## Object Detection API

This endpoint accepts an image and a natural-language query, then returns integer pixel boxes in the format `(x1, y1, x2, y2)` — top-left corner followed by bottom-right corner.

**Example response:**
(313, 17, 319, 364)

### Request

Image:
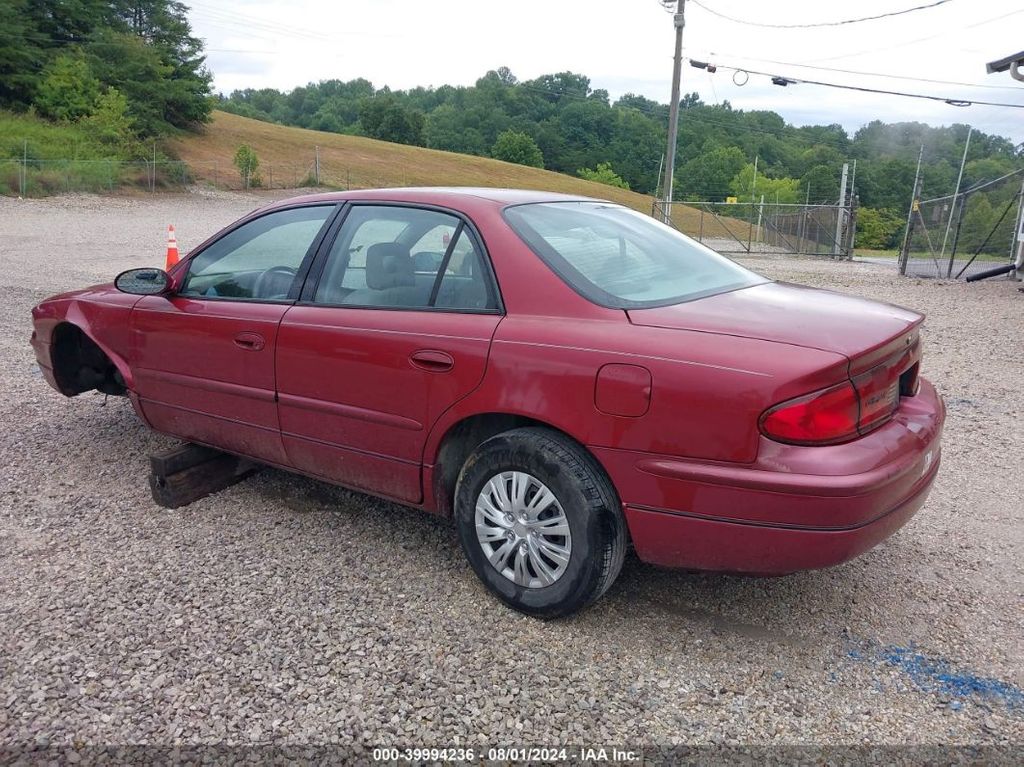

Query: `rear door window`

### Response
(312, 205, 498, 312)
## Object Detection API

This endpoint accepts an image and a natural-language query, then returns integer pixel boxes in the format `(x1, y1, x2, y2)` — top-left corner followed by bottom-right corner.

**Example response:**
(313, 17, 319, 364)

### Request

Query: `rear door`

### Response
(130, 204, 337, 464)
(276, 203, 502, 503)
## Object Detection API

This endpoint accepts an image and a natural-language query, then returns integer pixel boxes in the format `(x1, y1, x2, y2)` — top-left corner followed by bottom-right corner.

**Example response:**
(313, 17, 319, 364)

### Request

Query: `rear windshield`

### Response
(504, 201, 765, 309)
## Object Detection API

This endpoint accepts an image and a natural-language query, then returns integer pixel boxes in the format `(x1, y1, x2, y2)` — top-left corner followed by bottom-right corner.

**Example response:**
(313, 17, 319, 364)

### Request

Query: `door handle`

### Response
(233, 332, 265, 351)
(410, 350, 454, 372)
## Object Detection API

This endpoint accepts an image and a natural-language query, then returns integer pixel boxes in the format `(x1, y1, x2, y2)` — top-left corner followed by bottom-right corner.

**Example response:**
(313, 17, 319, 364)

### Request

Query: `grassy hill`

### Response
(169, 111, 723, 235)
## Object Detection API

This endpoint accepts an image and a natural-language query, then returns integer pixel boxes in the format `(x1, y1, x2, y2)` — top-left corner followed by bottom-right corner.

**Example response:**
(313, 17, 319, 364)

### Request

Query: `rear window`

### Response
(504, 201, 764, 309)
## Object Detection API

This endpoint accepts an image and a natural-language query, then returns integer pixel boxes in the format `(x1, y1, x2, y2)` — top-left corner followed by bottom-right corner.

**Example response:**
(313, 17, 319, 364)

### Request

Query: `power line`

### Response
(689, 0, 953, 29)
(683, 48, 1024, 91)
(691, 60, 1024, 109)
(806, 8, 1023, 63)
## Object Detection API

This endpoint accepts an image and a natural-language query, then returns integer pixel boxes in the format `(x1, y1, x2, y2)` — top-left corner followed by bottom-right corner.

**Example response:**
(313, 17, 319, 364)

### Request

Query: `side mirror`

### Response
(114, 268, 171, 296)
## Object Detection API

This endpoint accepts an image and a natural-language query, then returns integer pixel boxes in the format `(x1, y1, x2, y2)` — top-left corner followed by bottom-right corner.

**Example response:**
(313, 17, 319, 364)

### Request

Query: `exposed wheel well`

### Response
(431, 413, 601, 518)
(51, 323, 126, 397)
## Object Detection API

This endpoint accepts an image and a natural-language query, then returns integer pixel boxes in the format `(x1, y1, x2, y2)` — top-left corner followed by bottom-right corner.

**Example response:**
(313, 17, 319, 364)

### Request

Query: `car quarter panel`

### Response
(423, 315, 851, 470)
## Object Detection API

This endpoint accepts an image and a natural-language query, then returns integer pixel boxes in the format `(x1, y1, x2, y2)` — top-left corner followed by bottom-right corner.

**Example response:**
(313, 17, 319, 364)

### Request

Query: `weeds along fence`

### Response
(653, 198, 856, 258)
(0, 156, 405, 197)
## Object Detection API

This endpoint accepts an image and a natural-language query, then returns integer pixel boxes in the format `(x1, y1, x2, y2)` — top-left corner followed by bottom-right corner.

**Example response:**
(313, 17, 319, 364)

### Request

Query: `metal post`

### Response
(847, 194, 859, 260)
(799, 185, 810, 253)
(899, 146, 924, 275)
(942, 127, 972, 276)
(151, 141, 157, 193)
(214, 160, 219, 187)
(1012, 174, 1024, 279)
(746, 156, 758, 251)
(315, 146, 321, 185)
(21, 139, 27, 196)
(833, 162, 849, 257)
(698, 207, 704, 242)
(756, 194, 764, 245)
(661, 0, 686, 224)
(948, 193, 968, 265)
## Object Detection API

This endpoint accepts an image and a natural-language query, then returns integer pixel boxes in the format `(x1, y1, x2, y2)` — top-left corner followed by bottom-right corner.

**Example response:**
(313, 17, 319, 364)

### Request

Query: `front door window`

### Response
(180, 205, 334, 301)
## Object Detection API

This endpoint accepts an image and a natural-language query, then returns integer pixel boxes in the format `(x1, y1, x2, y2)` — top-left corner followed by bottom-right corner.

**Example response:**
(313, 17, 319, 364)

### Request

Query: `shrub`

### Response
(233, 144, 261, 188)
(491, 130, 544, 168)
(577, 162, 629, 190)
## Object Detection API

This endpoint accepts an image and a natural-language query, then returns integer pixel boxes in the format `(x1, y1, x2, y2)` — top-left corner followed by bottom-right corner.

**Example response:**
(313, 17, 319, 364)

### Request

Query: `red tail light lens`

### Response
(759, 381, 860, 445)
(761, 364, 906, 446)
(853, 365, 900, 432)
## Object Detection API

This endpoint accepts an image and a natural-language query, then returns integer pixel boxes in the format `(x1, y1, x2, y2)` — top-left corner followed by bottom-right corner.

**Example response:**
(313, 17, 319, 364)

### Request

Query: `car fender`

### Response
(34, 287, 143, 391)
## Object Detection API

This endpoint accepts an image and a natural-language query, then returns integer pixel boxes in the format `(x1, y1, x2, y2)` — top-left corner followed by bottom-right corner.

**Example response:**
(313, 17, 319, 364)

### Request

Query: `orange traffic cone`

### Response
(165, 224, 179, 270)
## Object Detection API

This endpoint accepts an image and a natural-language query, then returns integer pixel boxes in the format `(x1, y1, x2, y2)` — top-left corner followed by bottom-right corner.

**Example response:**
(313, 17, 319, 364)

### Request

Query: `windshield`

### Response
(504, 201, 765, 309)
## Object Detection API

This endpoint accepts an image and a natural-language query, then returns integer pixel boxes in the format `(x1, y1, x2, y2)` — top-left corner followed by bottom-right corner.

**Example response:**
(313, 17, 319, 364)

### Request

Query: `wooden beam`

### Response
(149, 443, 260, 509)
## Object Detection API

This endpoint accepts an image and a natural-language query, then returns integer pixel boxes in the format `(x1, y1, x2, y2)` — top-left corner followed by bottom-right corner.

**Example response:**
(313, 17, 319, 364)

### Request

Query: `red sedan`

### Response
(30, 188, 944, 617)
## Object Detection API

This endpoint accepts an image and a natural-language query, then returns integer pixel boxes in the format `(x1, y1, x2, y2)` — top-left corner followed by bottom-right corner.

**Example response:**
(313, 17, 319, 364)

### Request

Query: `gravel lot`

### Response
(1, 191, 1022, 756)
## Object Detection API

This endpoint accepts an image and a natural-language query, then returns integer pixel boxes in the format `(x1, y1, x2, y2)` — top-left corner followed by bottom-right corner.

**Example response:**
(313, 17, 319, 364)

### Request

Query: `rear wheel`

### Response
(454, 427, 626, 618)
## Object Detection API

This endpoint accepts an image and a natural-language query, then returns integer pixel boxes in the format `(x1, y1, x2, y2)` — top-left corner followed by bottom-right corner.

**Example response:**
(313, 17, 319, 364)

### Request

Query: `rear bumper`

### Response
(623, 456, 937, 574)
(592, 379, 944, 574)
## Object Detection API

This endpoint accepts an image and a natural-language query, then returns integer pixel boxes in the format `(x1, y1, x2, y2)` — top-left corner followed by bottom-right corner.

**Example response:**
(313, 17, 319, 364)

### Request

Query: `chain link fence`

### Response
(653, 198, 856, 258)
(898, 168, 1024, 280)
(0, 154, 411, 197)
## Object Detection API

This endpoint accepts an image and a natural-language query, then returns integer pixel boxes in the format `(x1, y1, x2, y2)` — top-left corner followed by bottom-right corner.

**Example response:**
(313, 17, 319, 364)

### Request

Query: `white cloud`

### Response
(190, 0, 1024, 143)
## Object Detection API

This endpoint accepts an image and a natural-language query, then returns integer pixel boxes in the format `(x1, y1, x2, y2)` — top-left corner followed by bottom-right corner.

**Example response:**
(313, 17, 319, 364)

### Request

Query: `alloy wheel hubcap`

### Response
(475, 471, 572, 589)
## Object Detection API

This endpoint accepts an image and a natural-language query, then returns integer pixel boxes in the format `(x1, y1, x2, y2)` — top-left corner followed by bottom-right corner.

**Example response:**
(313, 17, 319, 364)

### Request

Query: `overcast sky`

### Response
(189, 0, 1024, 145)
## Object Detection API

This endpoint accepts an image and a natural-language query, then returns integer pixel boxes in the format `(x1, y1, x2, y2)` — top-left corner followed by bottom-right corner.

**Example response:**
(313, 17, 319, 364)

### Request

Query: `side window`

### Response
(180, 206, 334, 300)
(313, 205, 497, 311)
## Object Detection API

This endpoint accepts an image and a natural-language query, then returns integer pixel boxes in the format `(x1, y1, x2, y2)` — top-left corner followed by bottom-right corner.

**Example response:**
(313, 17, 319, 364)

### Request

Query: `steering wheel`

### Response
(253, 265, 297, 298)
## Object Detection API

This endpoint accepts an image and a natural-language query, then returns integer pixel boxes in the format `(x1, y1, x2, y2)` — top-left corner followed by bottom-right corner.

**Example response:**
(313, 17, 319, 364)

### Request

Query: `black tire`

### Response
(454, 427, 626, 618)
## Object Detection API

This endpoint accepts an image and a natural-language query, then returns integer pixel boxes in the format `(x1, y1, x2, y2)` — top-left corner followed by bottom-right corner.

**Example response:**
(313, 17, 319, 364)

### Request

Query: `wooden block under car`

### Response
(149, 442, 260, 509)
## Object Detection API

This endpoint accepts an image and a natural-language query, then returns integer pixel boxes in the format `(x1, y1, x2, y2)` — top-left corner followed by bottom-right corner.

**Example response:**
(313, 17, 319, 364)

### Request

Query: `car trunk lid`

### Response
(628, 281, 925, 442)
(627, 281, 922, 367)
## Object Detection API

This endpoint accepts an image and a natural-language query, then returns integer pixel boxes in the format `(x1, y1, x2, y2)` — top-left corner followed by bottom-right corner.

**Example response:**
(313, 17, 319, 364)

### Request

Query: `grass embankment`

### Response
(169, 111, 727, 235)
(2, 109, 739, 238)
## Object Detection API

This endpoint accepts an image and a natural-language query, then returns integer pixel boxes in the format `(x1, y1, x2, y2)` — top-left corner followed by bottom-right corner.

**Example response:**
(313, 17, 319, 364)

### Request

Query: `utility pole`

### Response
(661, 0, 686, 224)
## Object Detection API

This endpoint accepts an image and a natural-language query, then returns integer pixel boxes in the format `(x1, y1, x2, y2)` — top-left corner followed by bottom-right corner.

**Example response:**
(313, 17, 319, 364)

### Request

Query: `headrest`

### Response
(366, 242, 415, 290)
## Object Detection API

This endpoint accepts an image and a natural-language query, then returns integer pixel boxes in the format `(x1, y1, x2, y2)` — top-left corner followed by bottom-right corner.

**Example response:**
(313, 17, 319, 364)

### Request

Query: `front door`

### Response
(130, 204, 337, 465)
(276, 204, 503, 503)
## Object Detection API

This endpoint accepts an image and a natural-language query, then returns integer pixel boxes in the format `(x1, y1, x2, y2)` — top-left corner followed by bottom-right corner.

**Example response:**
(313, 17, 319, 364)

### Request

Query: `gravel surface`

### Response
(1, 191, 1022, 755)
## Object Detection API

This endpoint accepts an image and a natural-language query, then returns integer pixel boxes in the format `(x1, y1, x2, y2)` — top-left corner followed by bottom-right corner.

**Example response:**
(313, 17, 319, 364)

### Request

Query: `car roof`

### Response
(259, 186, 610, 212)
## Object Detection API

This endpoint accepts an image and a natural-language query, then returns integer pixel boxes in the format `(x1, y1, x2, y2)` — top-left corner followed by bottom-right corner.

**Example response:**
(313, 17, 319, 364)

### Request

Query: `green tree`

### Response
(578, 162, 629, 190)
(0, 0, 46, 108)
(491, 130, 544, 167)
(109, 0, 213, 128)
(801, 164, 840, 204)
(84, 87, 136, 148)
(855, 207, 904, 250)
(958, 195, 995, 253)
(677, 145, 746, 200)
(85, 30, 172, 136)
(358, 95, 425, 146)
(729, 163, 801, 204)
(233, 144, 261, 188)
(36, 55, 101, 121)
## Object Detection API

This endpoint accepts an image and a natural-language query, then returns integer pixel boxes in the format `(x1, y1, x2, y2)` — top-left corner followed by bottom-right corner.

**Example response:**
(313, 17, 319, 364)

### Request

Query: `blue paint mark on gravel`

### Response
(847, 642, 1024, 709)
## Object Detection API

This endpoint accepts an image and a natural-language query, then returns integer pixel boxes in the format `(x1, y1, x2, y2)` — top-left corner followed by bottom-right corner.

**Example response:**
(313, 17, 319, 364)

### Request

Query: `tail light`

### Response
(760, 363, 906, 446)
(759, 382, 860, 445)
